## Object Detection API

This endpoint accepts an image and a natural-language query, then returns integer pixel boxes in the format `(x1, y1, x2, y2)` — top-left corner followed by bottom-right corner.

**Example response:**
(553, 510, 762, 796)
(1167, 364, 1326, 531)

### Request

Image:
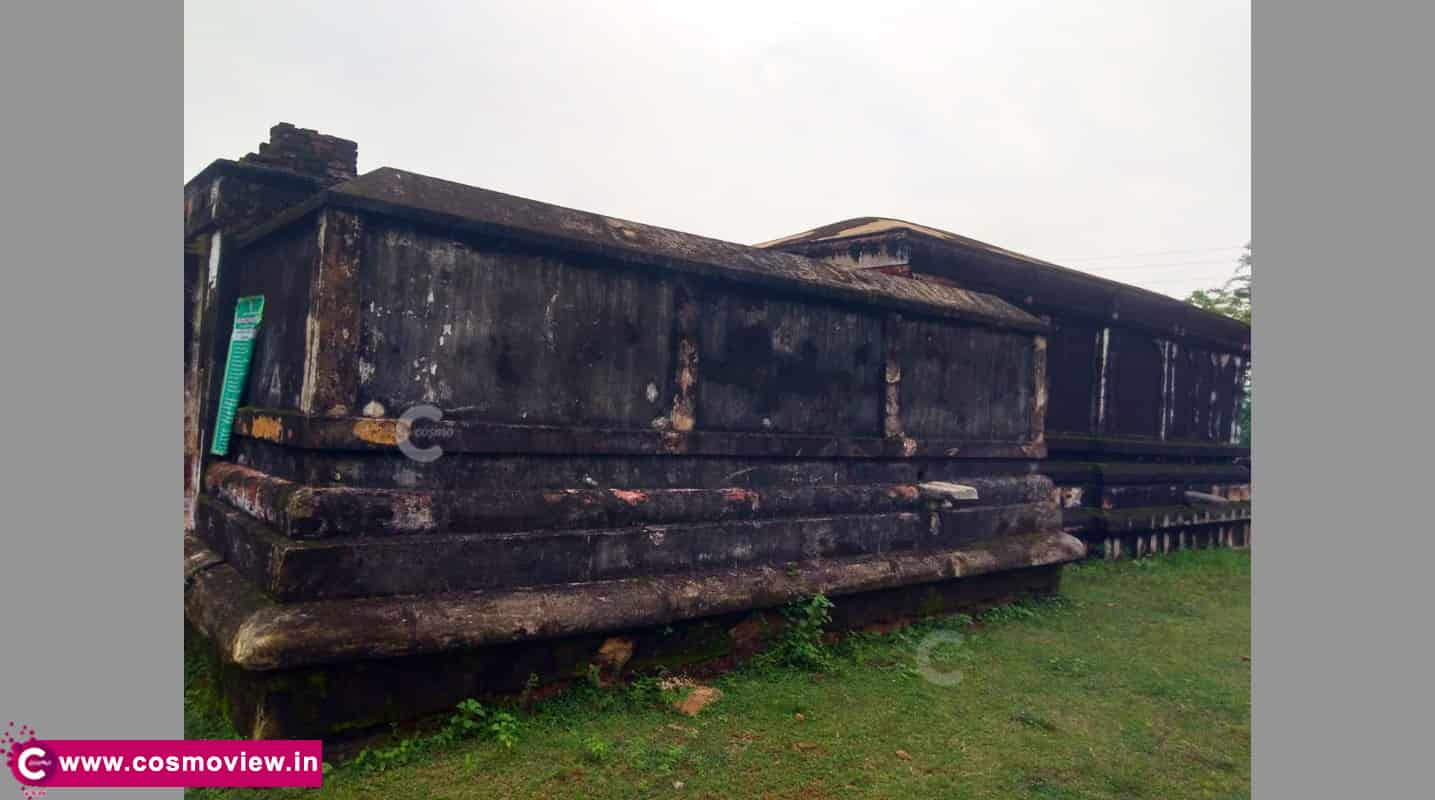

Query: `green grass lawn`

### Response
(186, 548, 1251, 799)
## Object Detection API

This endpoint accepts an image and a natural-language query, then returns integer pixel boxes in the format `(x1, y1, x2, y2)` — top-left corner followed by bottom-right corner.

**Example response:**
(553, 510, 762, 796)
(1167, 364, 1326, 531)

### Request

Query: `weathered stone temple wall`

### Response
(759, 219, 1252, 560)
(184, 125, 1241, 739)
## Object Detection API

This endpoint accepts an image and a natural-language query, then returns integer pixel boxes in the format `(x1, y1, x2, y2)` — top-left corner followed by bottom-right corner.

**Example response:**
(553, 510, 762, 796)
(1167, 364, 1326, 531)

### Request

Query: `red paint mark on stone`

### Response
(610, 489, 647, 506)
(723, 488, 760, 511)
(889, 485, 919, 501)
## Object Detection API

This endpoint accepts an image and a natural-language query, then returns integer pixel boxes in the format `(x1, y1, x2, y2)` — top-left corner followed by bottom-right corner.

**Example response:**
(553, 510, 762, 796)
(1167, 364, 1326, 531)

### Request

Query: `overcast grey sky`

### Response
(185, 0, 1249, 299)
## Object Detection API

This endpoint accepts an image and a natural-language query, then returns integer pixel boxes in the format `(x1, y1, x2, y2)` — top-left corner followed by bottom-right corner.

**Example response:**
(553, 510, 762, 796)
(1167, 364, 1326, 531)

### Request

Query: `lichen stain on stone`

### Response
(671, 406, 696, 432)
(249, 415, 285, 443)
(670, 339, 699, 432)
(603, 217, 641, 241)
(392, 495, 435, 530)
(286, 489, 317, 522)
(661, 430, 688, 454)
(353, 419, 400, 446)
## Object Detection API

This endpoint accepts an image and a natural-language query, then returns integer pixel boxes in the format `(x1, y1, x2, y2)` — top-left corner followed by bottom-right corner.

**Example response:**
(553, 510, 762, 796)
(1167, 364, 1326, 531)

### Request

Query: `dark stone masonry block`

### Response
(183, 123, 1245, 739)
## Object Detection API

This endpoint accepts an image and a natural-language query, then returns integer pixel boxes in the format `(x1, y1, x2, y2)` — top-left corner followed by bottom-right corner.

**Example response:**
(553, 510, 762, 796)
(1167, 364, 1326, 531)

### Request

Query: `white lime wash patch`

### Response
(1032, 335, 1048, 423)
(543, 290, 560, 351)
(1095, 328, 1110, 430)
(207, 232, 223, 289)
(265, 363, 282, 400)
(297, 214, 333, 414)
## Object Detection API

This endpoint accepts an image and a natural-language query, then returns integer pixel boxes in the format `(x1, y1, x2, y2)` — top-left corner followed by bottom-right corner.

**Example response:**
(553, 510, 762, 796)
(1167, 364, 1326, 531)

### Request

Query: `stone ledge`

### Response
(1043, 460, 1251, 485)
(204, 461, 1057, 540)
(194, 492, 1069, 601)
(231, 407, 1047, 460)
(184, 530, 1085, 672)
(1062, 502, 1252, 534)
(1046, 434, 1249, 460)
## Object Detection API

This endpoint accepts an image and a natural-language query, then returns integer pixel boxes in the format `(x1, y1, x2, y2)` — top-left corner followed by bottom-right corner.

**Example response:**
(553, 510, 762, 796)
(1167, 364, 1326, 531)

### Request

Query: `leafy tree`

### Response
(1187, 243, 1251, 324)
(1186, 244, 1251, 447)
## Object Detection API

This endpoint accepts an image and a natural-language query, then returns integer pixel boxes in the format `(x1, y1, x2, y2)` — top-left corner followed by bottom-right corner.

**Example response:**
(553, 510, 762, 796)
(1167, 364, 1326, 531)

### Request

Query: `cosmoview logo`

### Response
(913, 630, 966, 687)
(4, 723, 52, 799)
(396, 404, 454, 463)
(4, 722, 323, 791)
(14, 745, 52, 784)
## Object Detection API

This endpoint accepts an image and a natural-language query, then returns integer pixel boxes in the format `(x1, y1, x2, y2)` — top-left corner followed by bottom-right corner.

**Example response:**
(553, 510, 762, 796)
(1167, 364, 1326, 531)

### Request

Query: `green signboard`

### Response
(209, 295, 265, 456)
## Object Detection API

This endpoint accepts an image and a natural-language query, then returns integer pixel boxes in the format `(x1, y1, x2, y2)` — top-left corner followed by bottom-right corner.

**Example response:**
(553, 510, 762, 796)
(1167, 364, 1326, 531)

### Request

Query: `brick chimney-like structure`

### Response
(185, 122, 358, 534)
(239, 122, 358, 185)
